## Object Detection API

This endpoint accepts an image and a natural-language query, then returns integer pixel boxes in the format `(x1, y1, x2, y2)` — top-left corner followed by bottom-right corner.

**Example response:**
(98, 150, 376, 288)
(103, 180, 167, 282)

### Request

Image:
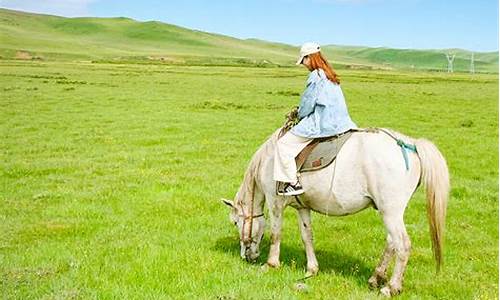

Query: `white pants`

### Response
(273, 131, 313, 183)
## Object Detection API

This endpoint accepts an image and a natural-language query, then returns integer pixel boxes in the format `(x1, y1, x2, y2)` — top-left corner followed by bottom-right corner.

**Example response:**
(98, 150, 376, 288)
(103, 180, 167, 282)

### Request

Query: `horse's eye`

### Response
(233, 221, 237, 226)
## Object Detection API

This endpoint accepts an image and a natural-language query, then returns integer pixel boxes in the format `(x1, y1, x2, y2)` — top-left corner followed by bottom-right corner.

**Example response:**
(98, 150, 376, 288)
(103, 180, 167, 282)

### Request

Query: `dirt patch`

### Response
(15, 50, 32, 60)
(15, 50, 43, 60)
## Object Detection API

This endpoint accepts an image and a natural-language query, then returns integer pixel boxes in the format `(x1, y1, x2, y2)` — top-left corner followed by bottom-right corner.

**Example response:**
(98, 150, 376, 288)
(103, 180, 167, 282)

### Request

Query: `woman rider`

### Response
(274, 42, 357, 196)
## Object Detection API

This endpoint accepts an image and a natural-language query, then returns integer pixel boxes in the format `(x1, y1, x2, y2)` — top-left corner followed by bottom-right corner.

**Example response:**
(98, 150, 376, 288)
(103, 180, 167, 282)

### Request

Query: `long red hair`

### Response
(308, 52, 340, 84)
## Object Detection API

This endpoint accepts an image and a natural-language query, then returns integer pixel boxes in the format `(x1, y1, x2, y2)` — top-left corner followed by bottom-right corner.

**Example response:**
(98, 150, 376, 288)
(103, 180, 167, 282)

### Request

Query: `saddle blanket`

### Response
(295, 130, 354, 172)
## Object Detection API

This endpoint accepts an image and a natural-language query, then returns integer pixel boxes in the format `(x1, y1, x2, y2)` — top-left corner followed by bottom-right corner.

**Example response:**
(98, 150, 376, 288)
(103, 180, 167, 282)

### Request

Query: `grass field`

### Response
(1, 60, 498, 299)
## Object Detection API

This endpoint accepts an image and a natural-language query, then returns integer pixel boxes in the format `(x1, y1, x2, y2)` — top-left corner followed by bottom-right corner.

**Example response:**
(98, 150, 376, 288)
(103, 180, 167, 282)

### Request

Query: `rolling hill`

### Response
(321, 45, 498, 73)
(0, 8, 497, 72)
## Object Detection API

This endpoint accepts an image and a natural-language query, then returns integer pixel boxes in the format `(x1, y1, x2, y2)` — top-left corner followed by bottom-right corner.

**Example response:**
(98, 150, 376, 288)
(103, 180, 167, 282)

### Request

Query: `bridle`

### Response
(237, 180, 264, 256)
(240, 212, 265, 245)
(239, 209, 264, 262)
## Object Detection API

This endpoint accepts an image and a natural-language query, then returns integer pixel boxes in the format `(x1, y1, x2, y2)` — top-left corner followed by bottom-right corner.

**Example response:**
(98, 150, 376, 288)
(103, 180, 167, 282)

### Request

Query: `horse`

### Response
(222, 127, 449, 297)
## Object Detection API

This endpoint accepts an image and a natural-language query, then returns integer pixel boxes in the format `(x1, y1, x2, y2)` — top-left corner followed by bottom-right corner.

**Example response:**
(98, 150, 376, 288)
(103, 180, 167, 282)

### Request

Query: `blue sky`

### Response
(1, 0, 498, 51)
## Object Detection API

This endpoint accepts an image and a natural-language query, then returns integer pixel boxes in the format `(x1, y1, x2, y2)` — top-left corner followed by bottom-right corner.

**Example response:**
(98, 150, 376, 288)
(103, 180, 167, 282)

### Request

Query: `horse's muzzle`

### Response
(244, 246, 259, 263)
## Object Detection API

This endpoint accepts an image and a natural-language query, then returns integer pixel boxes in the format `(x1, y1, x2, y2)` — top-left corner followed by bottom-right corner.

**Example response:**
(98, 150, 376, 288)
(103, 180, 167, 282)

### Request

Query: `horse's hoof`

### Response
(305, 266, 319, 278)
(304, 271, 315, 278)
(380, 287, 391, 297)
(380, 284, 402, 297)
(266, 260, 281, 268)
(368, 274, 386, 289)
(368, 276, 379, 289)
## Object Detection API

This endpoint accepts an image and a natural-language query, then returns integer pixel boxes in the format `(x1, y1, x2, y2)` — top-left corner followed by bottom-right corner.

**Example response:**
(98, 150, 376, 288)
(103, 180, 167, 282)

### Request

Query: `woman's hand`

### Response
(283, 106, 300, 131)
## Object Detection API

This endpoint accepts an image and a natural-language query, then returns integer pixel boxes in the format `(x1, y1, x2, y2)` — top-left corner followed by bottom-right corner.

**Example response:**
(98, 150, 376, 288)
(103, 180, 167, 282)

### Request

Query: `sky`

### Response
(0, 0, 498, 51)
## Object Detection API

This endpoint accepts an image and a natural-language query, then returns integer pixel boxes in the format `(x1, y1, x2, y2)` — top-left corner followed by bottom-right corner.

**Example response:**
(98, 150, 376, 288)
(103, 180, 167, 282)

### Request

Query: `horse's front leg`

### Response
(266, 197, 285, 268)
(297, 208, 319, 277)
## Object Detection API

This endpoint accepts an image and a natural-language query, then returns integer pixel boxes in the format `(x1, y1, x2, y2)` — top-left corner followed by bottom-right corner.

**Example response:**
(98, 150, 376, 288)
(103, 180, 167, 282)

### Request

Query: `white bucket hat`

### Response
(296, 42, 321, 65)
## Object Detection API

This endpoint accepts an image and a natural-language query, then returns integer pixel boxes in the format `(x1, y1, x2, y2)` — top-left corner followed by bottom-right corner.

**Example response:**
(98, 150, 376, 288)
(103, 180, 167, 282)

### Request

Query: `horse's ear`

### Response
(221, 198, 234, 208)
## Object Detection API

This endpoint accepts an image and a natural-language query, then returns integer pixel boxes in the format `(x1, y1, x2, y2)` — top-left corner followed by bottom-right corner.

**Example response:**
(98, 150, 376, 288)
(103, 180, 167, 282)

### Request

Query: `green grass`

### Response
(0, 60, 498, 299)
(0, 8, 498, 72)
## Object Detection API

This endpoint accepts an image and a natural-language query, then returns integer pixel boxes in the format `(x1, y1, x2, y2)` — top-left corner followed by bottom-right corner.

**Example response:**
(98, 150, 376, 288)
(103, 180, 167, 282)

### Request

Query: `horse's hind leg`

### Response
(368, 234, 395, 289)
(297, 208, 319, 277)
(380, 213, 411, 297)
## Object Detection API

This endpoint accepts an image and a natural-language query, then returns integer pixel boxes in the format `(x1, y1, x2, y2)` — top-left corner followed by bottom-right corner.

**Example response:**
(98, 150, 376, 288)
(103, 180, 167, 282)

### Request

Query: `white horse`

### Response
(222, 127, 449, 297)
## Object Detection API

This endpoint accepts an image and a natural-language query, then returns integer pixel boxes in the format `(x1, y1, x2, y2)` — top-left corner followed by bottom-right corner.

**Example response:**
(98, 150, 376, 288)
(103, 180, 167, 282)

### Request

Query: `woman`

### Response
(274, 42, 357, 196)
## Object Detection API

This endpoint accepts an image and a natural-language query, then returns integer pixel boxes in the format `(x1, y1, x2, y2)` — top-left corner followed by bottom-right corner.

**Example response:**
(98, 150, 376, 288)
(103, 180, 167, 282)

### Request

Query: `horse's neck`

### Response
(235, 129, 279, 214)
(235, 180, 262, 216)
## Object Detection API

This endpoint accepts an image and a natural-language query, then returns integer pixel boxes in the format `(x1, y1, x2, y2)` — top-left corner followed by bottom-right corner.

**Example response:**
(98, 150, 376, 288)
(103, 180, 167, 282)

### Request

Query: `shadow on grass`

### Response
(213, 235, 373, 287)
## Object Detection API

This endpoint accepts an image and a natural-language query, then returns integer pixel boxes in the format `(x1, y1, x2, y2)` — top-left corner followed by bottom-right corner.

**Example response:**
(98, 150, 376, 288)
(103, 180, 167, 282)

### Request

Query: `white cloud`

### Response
(0, 0, 98, 17)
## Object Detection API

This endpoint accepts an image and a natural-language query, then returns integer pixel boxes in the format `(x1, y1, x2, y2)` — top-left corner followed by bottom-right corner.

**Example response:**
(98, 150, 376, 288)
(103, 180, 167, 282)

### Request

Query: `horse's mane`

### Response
(234, 128, 281, 207)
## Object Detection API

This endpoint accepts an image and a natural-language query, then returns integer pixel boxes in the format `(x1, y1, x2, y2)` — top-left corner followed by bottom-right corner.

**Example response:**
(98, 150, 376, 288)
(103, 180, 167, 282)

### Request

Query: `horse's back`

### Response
(299, 130, 421, 215)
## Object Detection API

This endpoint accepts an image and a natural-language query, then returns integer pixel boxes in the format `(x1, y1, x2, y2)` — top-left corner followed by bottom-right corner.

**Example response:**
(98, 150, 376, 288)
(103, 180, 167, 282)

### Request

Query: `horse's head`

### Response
(222, 198, 265, 262)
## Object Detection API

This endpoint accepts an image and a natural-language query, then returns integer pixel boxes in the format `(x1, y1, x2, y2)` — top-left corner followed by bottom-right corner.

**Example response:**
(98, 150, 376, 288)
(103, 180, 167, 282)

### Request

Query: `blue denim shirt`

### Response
(291, 69, 357, 138)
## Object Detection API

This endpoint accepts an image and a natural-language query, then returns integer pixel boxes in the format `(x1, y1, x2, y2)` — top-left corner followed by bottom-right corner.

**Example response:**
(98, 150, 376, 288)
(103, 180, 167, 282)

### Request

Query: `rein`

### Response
(240, 213, 265, 244)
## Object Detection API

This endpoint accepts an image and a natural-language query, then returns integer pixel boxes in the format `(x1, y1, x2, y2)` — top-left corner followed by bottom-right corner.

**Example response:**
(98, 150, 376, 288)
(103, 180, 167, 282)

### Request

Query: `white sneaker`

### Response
(277, 182, 304, 196)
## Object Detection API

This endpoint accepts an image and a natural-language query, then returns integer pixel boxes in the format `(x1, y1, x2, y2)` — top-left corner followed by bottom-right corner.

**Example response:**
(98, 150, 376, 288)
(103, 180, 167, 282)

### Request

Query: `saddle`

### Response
(295, 130, 354, 172)
(278, 109, 384, 173)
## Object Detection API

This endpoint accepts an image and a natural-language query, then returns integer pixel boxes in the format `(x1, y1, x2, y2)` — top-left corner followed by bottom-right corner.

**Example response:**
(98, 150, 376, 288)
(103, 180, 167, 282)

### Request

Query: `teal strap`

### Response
(369, 128, 418, 171)
(397, 139, 418, 171)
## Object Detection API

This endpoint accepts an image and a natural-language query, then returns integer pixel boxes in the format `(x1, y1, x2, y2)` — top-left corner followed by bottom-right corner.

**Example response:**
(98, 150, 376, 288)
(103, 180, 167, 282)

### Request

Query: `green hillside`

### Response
(0, 8, 497, 72)
(0, 9, 297, 66)
(322, 45, 499, 73)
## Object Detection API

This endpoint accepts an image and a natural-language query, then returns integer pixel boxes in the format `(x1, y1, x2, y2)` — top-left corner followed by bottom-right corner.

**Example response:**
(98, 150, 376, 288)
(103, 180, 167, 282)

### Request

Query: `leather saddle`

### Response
(295, 130, 354, 172)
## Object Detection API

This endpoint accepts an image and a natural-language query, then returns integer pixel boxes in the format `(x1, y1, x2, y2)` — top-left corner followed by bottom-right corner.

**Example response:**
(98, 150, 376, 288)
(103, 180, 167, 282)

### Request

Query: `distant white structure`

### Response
(446, 53, 455, 73)
(470, 52, 475, 75)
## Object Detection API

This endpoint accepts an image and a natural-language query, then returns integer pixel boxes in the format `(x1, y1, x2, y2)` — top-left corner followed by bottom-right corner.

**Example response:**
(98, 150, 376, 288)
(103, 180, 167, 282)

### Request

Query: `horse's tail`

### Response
(415, 138, 450, 272)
